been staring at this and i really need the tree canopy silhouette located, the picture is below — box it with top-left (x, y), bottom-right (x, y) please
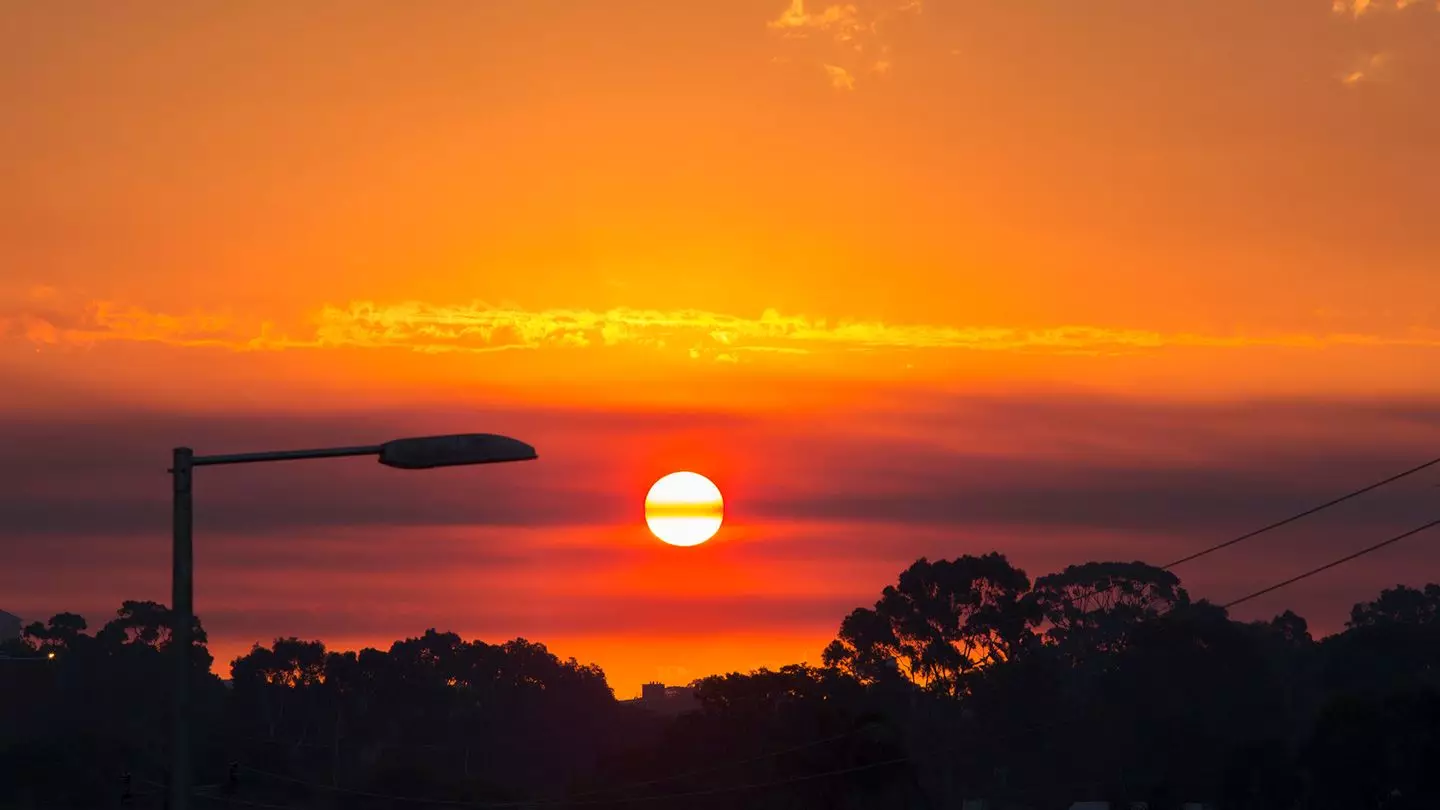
top-left (4, 553), bottom-right (1438, 810)
top-left (823, 553), bottom-right (1036, 695)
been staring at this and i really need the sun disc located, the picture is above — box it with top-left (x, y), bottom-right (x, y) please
top-left (645, 472), bottom-right (723, 547)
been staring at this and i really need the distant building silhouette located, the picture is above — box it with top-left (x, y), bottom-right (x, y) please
top-left (0, 610), bottom-right (20, 642)
top-left (0, 611), bottom-right (53, 702)
top-left (625, 681), bottom-right (698, 717)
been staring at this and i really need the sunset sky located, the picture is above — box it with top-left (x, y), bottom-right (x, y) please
top-left (3, 1), bottom-right (1439, 697)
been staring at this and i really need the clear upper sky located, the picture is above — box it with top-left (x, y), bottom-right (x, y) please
top-left (3, 1), bottom-right (1438, 696)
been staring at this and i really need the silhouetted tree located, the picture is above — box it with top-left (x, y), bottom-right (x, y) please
top-left (1320, 586), bottom-right (1440, 697)
top-left (823, 553), bottom-right (1036, 696)
top-left (1028, 560), bottom-right (1187, 662)
top-left (8, 570), bottom-right (1440, 810)
top-left (1304, 689), bottom-right (1440, 809)
top-left (1348, 584), bottom-right (1440, 628)
top-left (3, 602), bottom-right (224, 809)
top-left (22, 611), bottom-right (89, 652)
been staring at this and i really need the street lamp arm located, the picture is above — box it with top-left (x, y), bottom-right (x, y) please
top-left (190, 445), bottom-right (384, 467)
top-left (166, 430), bottom-right (534, 810)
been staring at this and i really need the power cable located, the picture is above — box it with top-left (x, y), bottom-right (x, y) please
top-left (1161, 456), bottom-right (1440, 569)
top-left (1220, 518), bottom-right (1440, 610)
top-left (1031, 454), bottom-right (1440, 619)
top-left (939, 517), bottom-right (1440, 750)
top-left (219, 457), bottom-right (1440, 806)
top-left (209, 513), bottom-right (1436, 810)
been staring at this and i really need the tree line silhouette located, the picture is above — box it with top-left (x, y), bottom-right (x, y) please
top-left (3, 554), bottom-right (1438, 809)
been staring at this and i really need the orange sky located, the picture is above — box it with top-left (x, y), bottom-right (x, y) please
top-left (3, 1), bottom-right (1439, 697)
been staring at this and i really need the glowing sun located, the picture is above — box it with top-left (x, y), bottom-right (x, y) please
top-left (645, 471), bottom-right (724, 547)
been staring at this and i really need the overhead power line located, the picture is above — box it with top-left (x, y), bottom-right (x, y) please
top-left (962, 517), bottom-right (1440, 752)
top-left (1220, 518), bottom-right (1440, 610)
top-left (218, 513), bottom-right (1437, 810)
top-left (569, 490), bottom-right (1436, 800)
top-left (1036, 454), bottom-right (1440, 617)
top-left (216, 456), bottom-right (1440, 808)
top-left (1161, 455), bottom-right (1440, 570)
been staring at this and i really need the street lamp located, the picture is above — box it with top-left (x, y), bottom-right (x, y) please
top-left (168, 433), bottom-right (537, 810)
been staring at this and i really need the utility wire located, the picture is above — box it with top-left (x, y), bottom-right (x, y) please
top-left (776, 517), bottom-right (1440, 767)
top-left (1034, 454), bottom-right (1440, 616)
top-left (223, 515), bottom-right (1435, 810)
top-left (812, 516), bottom-right (1440, 807)
top-left (933, 517), bottom-right (1440, 752)
top-left (1220, 518), bottom-right (1440, 609)
top-left (1161, 455), bottom-right (1440, 569)
top-left (11, 461), bottom-right (1426, 810)
top-left (221, 457), bottom-right (1440, 806)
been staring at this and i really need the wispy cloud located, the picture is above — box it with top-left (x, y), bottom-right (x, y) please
top-left (824, 64), bottom-right (856, 90)
top-left (1341, 52), bottom-right (1392, 86)
top-left (766, 0), bottom-right (920, 90)
top-left (1333, 0), bottom-right (1438, 16)
top-left (1, 301), bottom-right (245, 349)
top-left (5, 297), bottom-right (1440, 361)
top-left (4, 396), bottom-right (1438, 646)
top-left (768, 0), bottom-right (868, 42)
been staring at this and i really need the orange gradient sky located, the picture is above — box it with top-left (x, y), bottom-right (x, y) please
top-left (3, 1), bottom-right (1440, 696)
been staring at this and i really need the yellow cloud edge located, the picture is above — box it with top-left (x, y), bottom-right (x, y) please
top-left (4, 299), bottom-right (1440, 360)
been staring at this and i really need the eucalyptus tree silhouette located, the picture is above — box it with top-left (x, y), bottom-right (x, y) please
top-left (823, 553), bottom-right (1036, 696)
top-left (6, 566), bottom-right (1440, 810)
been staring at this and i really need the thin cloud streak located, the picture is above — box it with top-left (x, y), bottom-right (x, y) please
top-left (768, 1), bottom-right (868, 41)
top-left (176, 594), bottom-right (861, 649)
top-left (824, 64), bottom-right (856, 90)
top-left (4, 395), bottom-right (1437, 680)
top-left (2, 395), bottom-right (1435, 540)
top-left (6, 297), bottom-right (1440, 361)
top-left (1334, 0), bottom-right (1440, 16)
top-left (1342, 52), bottom-right (1392, 85)
top-left (765, 0), bottom-right (921, 89)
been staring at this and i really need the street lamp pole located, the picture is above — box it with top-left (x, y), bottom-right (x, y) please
top-left (167, 434), bottom-right (537, 810)
top-left (171, 447), bottom-right (193, 810)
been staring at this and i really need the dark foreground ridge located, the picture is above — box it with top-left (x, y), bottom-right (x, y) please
top-left (4, 556), bottom-right (1439, 810)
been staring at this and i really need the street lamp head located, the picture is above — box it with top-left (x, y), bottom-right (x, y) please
top-left (378, 433), bottom-right (538, 470)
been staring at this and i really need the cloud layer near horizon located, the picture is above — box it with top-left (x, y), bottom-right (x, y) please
top-left (6, 295), bottom-right (1440, 361)
top-left (4, 394), bottom-right (1437, 683)
top-left (766, 0), bottom-right (1440, 90)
